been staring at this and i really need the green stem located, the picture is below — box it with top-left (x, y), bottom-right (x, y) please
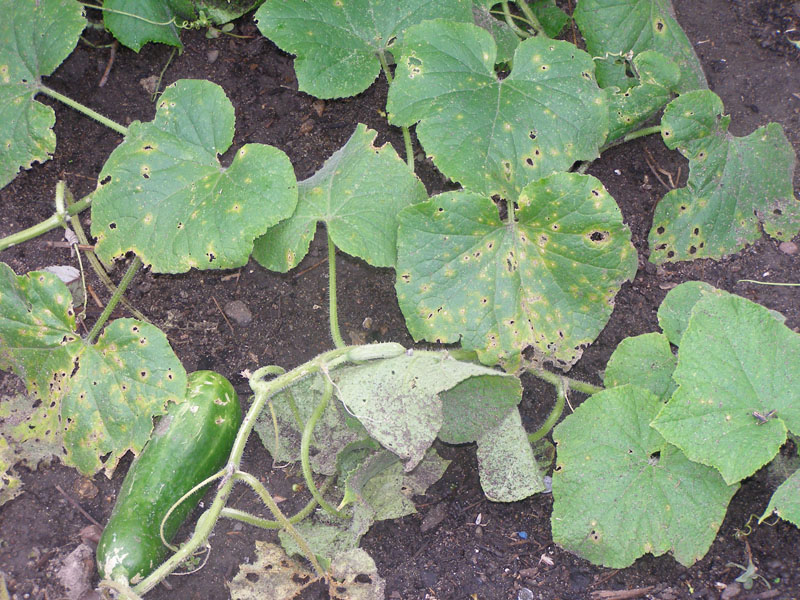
top-left (528, 376), bottom-right (566, 443)
top-left (86, 255), bottom-right (142, 343)
top-left (301, 376), bottom-right (346, 518)
top-left (527, 365), bottom-right (603, 396)
top-left (377, 50), bottom-right (415, 169)
top-left (514, 0), bottom-right (546, 37)
top-left (738, 279), bottom-right (800, 286)
top-left (38, 85), bottom-right (128, 135)
top-left (0, 196), bottom-right (91, 252)
top-left (623, 125), bottom-right (662, 142)
top-left (501, 1), bottom-right (531, 38)
top-left (79, 2), bottom-right (176, 26)
top-left (327, 232), bottom-right (346, 349)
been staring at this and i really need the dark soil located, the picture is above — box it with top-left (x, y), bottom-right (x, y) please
top-left (1, 1), bottom-right (799, 599)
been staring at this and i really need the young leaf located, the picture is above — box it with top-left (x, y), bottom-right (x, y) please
top-left (252, 124), bottom-right (426, 272)
top-left (649, 90), bottom-right (800, 263)
top-left (574, 0), bottom-right (706, 93)
top-left (652, 293), bottom-right (800, 485)
top-left (551, 385), bottom-right (738, 568)
top-left (656, 280), bottom-right (719, 346)
top-left (102, 0), bottom-right (190, 51)
top-left (395, 173), bottom-right (637, 368)
top-left (254, 0), bottom-right (472, 99)
top-left (334, 350), bottom-right (515, 470)
top-left (90, 79), bottom-right (297, 273)
top-left (476, 407), bottom-right (545, 502)
top-left (387, 21), bottom-right (608, 199)
top-left (0, 264), bottom-right (187, 475)
top-left (0, 0), bottom-right (86, 189)
top-left (761, 468), bottom-right (800, 528)
top-left (603, 332), bottom-right (676, 401)
top-left (605, 51), bottom-right (680, 143)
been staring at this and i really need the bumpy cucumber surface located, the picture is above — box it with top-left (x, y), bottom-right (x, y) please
top-left (96, 370), bottom-right (241, 584)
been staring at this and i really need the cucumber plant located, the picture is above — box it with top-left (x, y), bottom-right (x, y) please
top-left (0, 0), bottom-right (799, 597)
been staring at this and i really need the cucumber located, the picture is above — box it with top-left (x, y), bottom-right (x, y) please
top-left (96, 370), bottom-right (241, 585)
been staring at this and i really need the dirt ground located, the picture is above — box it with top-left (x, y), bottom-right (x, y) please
top-left (1, 1), bottom-right (799, 599)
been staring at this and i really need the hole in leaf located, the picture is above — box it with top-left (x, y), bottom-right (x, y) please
top-left (689, 246), bottom-right (697, 254)
top-left (667, 250), bottom-right (675, 258)
top-left (100, 175), bottom-right (111, 185)
top-left (589, 231), bottom-right (608, 242)
top-left (529, 130), bottom-right (537, 140)
top-left (526, 158), bottom-right (534, 166)
top-left (246, 573), bottom-right (259, 583)
top-left (108, 222), bottom-right (117, 230)
top-left (773, 208), bottom-right (783, 216)
top-left (648, 451), bottom-right (661, 465)
top-left (693, 228), bottom-right (699, 236)
top-left (656, 226), bottom-right (665, 234)
top-left (355, 574), bottom-right (372, 584)
top-left (655, 19), bottom-right (664, 32)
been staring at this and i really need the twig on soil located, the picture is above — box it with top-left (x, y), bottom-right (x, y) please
top-left (590, 586), bottom-right (653, 600)
top-left (43, 240), bottom-right (95, 251)
top-left (643, 148), bottom-right (676, 190)
top-left (86, 284), bottom-right (104, 309)
top-left (211, 296), bottom-right (236, 334)
top-left (54, 484), bottom-right (102, 527)
top-left (98, 40), bottom-right (118, 87)
top-left (292, 256), bottom-right (328, 279)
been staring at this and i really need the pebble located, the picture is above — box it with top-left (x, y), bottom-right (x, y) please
top-left (207, 49), bottom-right (220, 64)
top-left (517, 587), bottom-right (534, 600)
top-left (224, 300), bottom-right (252, 324)
top-left (778, 241), bottom-right (797, 255)
top-left (721, 582), bottom-right (741, 599)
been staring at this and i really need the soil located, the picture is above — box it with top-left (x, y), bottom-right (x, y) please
top-left (1, 1), bottom-right (799, 599)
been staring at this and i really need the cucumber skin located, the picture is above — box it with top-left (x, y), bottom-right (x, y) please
top-left (96, 370), bottom-right (241, 584)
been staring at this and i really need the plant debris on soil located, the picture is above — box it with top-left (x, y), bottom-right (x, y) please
top-left (1, 1), bottom-right (799, 599)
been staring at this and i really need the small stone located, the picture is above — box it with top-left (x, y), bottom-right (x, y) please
top-left (139, 75), bottom-right (159, 95)
top-left (721, 582), bottom-right (741, 599)
top-left (778, 241), bottom-right (798, 255)
top-left (517, 587), bottom-right (534, 600)
top-left (224, 300), bottom-right (252, 325)
top-left (207, 49), bottom-right (220, 63)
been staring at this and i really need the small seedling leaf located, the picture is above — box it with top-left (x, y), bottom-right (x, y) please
top-left (761, 467), bottom-right (800, 528)
top-left (91, 79), bottom-right (297, 273)
top-left (649, 90), bottom-right (800, 263)
top-left (552, 385), bottom-right (738, 568)
top-left (396, 173), bottom-right (636, 367)
top-left (103, 0), bottom-right (189, 51)
top-left (476, 407), bottom-right (545, 501)
top-left (652, 293), bottom-right (800, 484)
top-left (604, 332), bottom-right (677, 401)
top-left (0, 0), bottom-right (85, 189)
top-left (574, 0), bottom-right (706, 93)
top-left (388, 21), bottom-right (608, 199)
top-left (253, 124), bottom-right (426, 272)
top-left (254, 0), bottom-right (472, 99)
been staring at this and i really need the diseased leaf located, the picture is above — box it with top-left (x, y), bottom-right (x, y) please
top-left (649, 90), bottom-right (800, 263)
top-left (604, 332), bottom-right (676, 401)
top-left (552, 385), bottom-right (738, 568)
top-left (652, 293), bottom-right (800, 485)
top-left (193, 0), bottom-right (263, 23)
top-left (761, 467), bottom-right (800, 528)
top-left (476, 407), bottom-right (544, 501)
top-left (254, 0), bottom-right (472, 99)
top-left (0, 264), bottom-right (187, 476)
top-left (252, 124), bottom-right (426, 272)
top-left (0, 0), bottom-right (86, 189)
top-left (0, 434), bottom-right (22, 506)
top-left (396, 173), bottom-right (637, 368)
top-left (387, 21), bottom-right (608, 199)
top-left (90, 79), bottom-right (297, 273)
top-left (574, 0), bottom-right (706, 93)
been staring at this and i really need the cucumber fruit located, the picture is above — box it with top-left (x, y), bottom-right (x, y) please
top-left (96, 370), bottom-right (241, 584)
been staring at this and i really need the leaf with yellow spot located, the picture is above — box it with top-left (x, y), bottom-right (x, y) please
top-left (552, 385), bottom-right (738, 568)
top-left (90, 79), bottom-right (297, 273)
top-left (652, 292), bottom-right (800, 485)
top-left (252, 124), bottom-right (426, 272)
top-left (254, 0), bottom-right (472, 99)
top-left (395, 172), bottom-right (636, 368)
top-left (0, 263), bottom-right (187, 475)
top-left (0, 0), bottom-right (85, 189)
top-left (387, 21), bottom-right (608, 199)
top-left (649, 90), bottom-right (800, 263)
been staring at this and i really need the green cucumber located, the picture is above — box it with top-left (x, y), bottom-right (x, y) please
top-left (96, 370), bottom-right (241, 585)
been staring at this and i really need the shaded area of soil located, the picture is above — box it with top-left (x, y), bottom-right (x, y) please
top-left (1, 1), bottom-right (799, 599)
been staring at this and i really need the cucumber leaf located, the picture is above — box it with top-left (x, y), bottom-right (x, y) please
top-left (656, 281), bottom-right (718, 346)
top-left (552, 385), bottom-right (738, 568)
top-left (395, 173), bottom-right (637, 368)
top-left (649, 90), bottom-right (800, 263)
top-left (471, 0), bottom-right (519, 65)
top-left (761, 467), bottom-right (800, 528)
top-left (0, 0), bottom-right (86, 189)
top-left (252, 124), bottom-right (426, 272)
top-left (0, 434), bottom-right (22, 506)
top-left (254, 0), bottom-right (472, 99)
top-left (604, 332), bottom-right (676, 401)
top-left (102, 0), bottom-right (189, 51)
top-left (574, 0), bottom-right (706, 93)
top-left (388, 21), bottom-right (608, 199)
top-left (0, 264), bottom-right (187, 475)
top-left (652, 293), bottom-right (800, 485)
top-left (90, 79), bottom-right (297, 274)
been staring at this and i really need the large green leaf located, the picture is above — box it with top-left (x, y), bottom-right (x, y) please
top-left (552, 385), bottom-right (738, 568)
top-left (90, 79), bottom-right (297, 273)
top-left (388, 21), bottom-right (608, 199)
top-left (252, 124), bottom-right (426, 272)
top-left (761, 467), bottom-right (800, 528)
top-left (603, 332), bottom-right (676, 401)
top-left (0, 0), bottom-right (85, 189)
top-left (652, 293), bottom-right (800, 485)
top-left (649, 90), bottom-right (800, 263)
top-left (254, 0), bottom-right (472, 99)
top-left (574, 0), bottom-right (706, 93)
top-left (103, 0), bottom-right (189, 51)
top-left (395, 173), bottom-right (637, 367)
top-left (0, 264), bottom-right (187, 475)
